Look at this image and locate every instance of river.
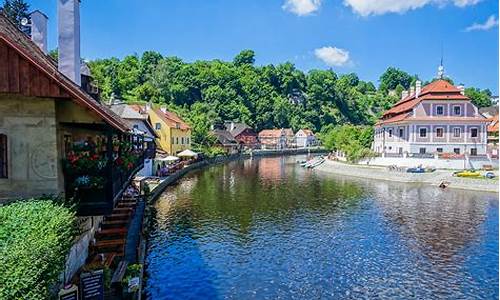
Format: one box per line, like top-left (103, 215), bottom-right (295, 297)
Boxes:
top-left (145, 156), bottom-right (498, 299)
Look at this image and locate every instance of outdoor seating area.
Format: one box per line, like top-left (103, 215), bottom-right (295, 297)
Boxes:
top-left (154, 150), bottom-right (199, 177)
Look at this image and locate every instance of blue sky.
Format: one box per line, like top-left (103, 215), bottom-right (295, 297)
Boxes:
top-left (29, 0), bottom-right (499, 93)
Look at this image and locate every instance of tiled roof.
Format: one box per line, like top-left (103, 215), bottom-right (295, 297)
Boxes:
top-left (224, 122), bottom-right (253, 137)
top-left (212, 129), bottom-right (238, 145)
top-left (0, 13), bottom-right (129, 132)
top-left (488, 114), bottom-right (499, 133)
top-left (283, 128), bottom-right (294, 136)
top-left (379, 79), bottom-right (472, 125)
top-left (259, 129), bottom-right (283, 138)
top-left (154, 108), bottom-right (190, 130)
top-left (303, 129), bottom-right (314, 136)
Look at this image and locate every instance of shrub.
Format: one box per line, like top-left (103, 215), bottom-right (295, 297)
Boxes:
top-left (0, 199), bottom-right (77, 299)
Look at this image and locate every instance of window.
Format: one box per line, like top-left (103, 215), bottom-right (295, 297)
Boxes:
top-left (436, 128), bottom-right (444, 138)
top-left (453, 127), bottom-right (461, 138)
top-left (388, 129), bottom-right (393, 137)
top-left (187, 138), bottom-right (190, 144)
top-left (171, 137), bottom-right (174, 144)
top-left (436, 148), bottom-right (443, 153)
top-left (155, 123), bottom-right (161, 130)
top-left (454, 148), bottom-right (460, 154)
top-left (419, 148), bottom-right (426, 154)
top-left (181, 137), bottom-right (184, 144)
top-left (471, 128), bottom-right (478, 138)
top-left (175, 123), bottom-right (180, 129)
top-left (470, 148), bottom-right (477, 156)
top-left (398, 147), bottom-right (403, 154)
top-left (453, 106), bottom-right (461, 115)
top-left (436, 105), bottom-right (444, 115)
top-left (176, 137), bottom-right (179, 144)
top-left (0, 134), bottom-right (7, 178)
top-left (388, 146), bottom-right (392, 150)
top-left (133, 124), bottom-right (139, 130)
top-left (399, 128), bottom-right (404, 138)
top-left (419, 128), bottom-right (427, 138)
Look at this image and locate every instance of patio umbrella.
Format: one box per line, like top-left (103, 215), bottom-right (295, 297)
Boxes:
top-left (177, 149), bottom-right (198, 157)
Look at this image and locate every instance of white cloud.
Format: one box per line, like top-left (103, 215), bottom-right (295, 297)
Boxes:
top-left (465, 15), bottom-right (499, 31)
top-left (343, 0), bottom-right (481, 16)
top-left (282, 0), bottom-right (322, 16)
top-left (314, 46), bottom-right (350, 66)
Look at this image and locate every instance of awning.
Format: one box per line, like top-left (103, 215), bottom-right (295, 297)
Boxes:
top-left (177, 149), bottom-right (198, 157)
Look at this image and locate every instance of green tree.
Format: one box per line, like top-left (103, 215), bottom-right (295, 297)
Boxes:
top-left (233, 49), bottom-right (255, 66)
top-left (465, 87), bottom-right (492, 108)
top-left (379, 67), bottom-right (414, 93)
top-left (2, 0), bottom-right (29, 27)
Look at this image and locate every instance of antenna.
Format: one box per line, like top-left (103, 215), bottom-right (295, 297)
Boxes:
top-left (437, 44), bottom-right (444, 79)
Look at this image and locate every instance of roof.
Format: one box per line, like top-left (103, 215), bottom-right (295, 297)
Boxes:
top-left (110, 104), bottom-right (146, 120)
top-left (259, 129), bottom-right (283, 138)
top-left (283, 128), bottom-right (294, 136)
top-left (224, 121), bottom-right (254, 137)
top-left (212, 129), bottom-right (238, 145)
top-left (479, 106), bottom-right (499, 118)
top-left (153, 108), bottom-right (190, 130)
top-left (0, 13), bottom-right (129, 132)
top-left (488, 114), bottom-right (499, 133)
top-left (297, 129), bottom-right (314, 136)
top-left (378, 79), bottom-right (475, 126)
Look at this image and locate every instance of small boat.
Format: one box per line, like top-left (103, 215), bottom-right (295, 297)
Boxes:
top-left (407, 167), bottom-right (425, 173)
top-left (307, 158), bottom-right (325, 169)
top-left (485, 172), bottom-right (495, 179)
top-left (454, 170), bottom-right (481, 178)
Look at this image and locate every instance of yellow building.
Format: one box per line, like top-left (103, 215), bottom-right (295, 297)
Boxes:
top-left (148, 107), bottom-right (192, 154)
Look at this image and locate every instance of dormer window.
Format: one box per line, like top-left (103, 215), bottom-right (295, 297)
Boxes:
top-left (453, 105), bottom-right (461, 116)
top-left (436, 105), bottom-right (444, 115)
top-left (176, 123), bottom-right (180, 129)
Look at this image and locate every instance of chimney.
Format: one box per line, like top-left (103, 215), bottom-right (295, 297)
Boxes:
top-left (457, 85), bottom-right (465, 95)
top-left (415, 80), bottom-right (422, 98)
top-left (30, 10), bottom-right (48, 53)
top-left (145, 101), bottom-right (152, 112)
top-left (58, 0), bottom-right (81, 85)
top-left (229, 122), bottom-right (235, 131)
top-left (401, 90), bottom-right (409, 100)
top-left (410, 86), bottom-right (415, 96)
top-left (160, 107), bottom-right (167, 114)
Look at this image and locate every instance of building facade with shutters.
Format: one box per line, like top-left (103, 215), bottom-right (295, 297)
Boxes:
top-left (373, 79), bottom-right (489, 157)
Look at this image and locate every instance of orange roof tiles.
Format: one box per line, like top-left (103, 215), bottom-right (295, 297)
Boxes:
top-left (488, 114), bottom-right (499, 133)
top-left (154, 108), bottom-right (190, 130)
top-left (259, 129), bottom-right (283, 138)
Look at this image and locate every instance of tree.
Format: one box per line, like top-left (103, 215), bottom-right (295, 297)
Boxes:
top-left (233, 49), bottom-right (255, 66)
top-left (2, 0), bottom-right (29, 27)
top-left (379, 67), bottom-right (414, 93)
top-left (465, 87), bottom-right (492, 108)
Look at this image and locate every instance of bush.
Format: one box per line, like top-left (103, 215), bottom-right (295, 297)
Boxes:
top-left (321, 124), bottom-right (374, 163)
top-left (0, 199), bottom-right (77, 299)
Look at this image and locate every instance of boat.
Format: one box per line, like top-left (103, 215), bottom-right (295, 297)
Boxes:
top-left (407, 167), bottom-right (425, 173)
top-left (453, 170), bottom-right (482, 178)
top-left (485, 172), bottom-right (495, 179)
top-left (307, 158), bottom-right (325, 169)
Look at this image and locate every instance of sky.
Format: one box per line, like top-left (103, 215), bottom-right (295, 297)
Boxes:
top-left (28, 0), bottom-right (499, 93)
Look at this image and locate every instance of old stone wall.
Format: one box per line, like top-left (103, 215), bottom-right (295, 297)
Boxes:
top-left (0, 95), bottom-right (61, 201)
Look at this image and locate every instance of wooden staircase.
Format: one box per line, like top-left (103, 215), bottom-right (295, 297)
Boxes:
top-left (88, 195), bottom-right (139, 268)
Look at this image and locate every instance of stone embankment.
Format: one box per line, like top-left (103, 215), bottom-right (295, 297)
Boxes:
top-left (314, 159), bottom-right (499, 193)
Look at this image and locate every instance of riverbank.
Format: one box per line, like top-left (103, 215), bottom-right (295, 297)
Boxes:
top-left (314, 159), bottom-right (499, 193)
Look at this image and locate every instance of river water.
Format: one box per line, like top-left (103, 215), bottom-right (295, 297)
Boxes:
top-left (145, 156), bottom-right (498, 299)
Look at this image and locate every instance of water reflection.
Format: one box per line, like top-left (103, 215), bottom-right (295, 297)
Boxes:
top-left (146, 156), bottom-right (498, 300)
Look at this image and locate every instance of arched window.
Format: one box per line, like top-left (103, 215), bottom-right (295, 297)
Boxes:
top-left (0, 134), bottom-right (7, 178)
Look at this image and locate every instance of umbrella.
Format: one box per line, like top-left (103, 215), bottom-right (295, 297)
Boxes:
top-left (156, 155), bottom-right (180, 162)
top-left (177, 149), bottom-right (198, 157)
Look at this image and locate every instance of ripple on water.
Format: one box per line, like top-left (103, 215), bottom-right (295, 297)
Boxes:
top-left (145, 156), bottom-right (498, 300)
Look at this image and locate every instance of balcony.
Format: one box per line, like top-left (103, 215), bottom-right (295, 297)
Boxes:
top-left (63, 135), bottom-right (145, 216)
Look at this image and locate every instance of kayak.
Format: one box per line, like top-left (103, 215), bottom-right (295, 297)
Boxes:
top-left (454, 170), bottom-right (481, 178)
top-left (407, 167), bottom-right (425, 173)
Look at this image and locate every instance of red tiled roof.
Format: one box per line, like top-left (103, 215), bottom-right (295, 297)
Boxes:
top-left (259, 129), bottom-right (283, 138)
top-left (302, 129), bottom-right (314, 136)
top-left (154, 108), bottom-right (190, 130)
top-left (379, 79), bottom-right (472, 125)
top-left (0, 13), bottom-right (129, 132)
top-left (488, 114), bottom-right (499, 132)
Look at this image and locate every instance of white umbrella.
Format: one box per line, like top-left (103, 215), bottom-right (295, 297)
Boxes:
top-left (157, 155), bottom-right (180, 162)
top-left (177, 149), bottom-right (198, 157)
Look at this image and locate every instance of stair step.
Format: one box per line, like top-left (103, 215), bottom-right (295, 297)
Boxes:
top-left (102, 220), bottom-right (129, 227)
top-left (113, 207), bottom-right (133, 213)
top-left (94, 239), bottom-right (125, 248)
top-left (95, 228), bottom-right (128, 239)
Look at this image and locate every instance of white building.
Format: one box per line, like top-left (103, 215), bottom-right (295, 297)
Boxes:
top-left (295, 129), bottom-right (318, 148)
top-left (373, 78), bottom-right (489, 157)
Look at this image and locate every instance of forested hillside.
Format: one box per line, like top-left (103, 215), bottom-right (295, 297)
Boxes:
top-left (86, 50), bottom-right (493, 143)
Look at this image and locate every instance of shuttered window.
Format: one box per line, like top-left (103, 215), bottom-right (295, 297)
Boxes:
top-left (0, 134), bottom-right (7, 178)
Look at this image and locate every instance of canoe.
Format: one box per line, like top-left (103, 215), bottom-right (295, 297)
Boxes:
top-left (454, 170), bottom-right (481, 178)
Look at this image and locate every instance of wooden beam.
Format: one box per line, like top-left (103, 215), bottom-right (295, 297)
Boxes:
top-left (0, 41), bottom-right (8, 92)
top-left (7, 48), bottom-right (19, 93)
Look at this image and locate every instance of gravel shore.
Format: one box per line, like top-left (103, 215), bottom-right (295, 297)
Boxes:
top-left (314, 159), bottom-right (499, 194)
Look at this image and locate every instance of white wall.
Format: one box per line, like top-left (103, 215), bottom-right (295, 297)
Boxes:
top-left (361, 156), bottom-right (498, 170)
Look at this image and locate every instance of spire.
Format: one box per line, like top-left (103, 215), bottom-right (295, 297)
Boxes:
top-left (437, 47), bottom-right (444, 79)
